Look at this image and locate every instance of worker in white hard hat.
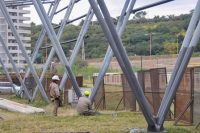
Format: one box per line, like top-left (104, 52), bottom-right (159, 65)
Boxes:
top-left (49, 75), bottom-right (61, 116)
top-left (76, 90), bottom-right (99, 116)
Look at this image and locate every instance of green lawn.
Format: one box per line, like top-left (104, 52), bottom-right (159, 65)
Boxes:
top-left (0, 96), bottom-right (199, 133)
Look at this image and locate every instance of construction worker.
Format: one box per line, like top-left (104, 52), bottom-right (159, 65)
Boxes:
top-left (49, 75), bottom-right (61, 116)
top-left (76, 90), bottom-right (97, 116)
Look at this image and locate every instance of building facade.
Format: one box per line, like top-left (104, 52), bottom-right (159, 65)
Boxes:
top-left (0, 5), bottom-right (31, 69)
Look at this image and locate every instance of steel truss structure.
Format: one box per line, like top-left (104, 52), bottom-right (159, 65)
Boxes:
top-left (0, 0), bottom-right (199, 132)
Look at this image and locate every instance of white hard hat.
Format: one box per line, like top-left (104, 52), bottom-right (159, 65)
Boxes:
top-left (52, 75), bottom-right (60, 81)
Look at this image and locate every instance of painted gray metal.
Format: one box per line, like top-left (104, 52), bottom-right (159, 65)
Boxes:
top-left (54, 0), bottom-right (80, 14)
top-left (32, 0), bottom-right (82, 98)
top-left (1, 0), bottom-right (199, 131)
top-left (157, 0), bottom-right (200, 128)
top-left (90, 0), bottom-right (136, 102)
top-left (0, 58), bottom-right (17, 94)
top-left (0, 34), bottom-right (31, 100)
top-left (0, 1), bottom-right (49, 102)
top-left (157, 4), bottom-right (200, 129)
top-left (132, 0), bottom-right (174, 13)
top-left (159, 0), bottom-right (200, 104)
top-left (31, 0), bottom-right (79, 100)
top-left (24, 0), bottom-right (60, 100)
top-left (88, 0), bottom-right (156, 130)
top-left (5, 0), bottom-right (56, 7)
top-left (59, 8), bottom-right (94, 91)
top-left (23, 0), bottom-right (60, 90)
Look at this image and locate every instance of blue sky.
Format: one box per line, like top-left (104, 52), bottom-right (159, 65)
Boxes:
top-left (29, 0), bottom-right (198, 25)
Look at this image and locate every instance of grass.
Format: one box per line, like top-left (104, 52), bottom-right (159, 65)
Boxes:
top-left (0, 96), bottom-right (200, 133)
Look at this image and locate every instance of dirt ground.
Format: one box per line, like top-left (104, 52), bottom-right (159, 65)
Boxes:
top-left (87, 55), bottom-right (200, 72)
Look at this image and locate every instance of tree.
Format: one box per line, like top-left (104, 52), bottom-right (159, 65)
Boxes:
top-left (153, 16), bottom-right (160, 23)
top-left (79, 19), bottom-right (84, 26)
top-left (133, 11), bottom-right (147, 23)
top-left (164, 42), bottom-right (178, 54)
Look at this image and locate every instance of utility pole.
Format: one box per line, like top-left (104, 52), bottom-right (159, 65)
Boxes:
top-left (82, 40), bottom-right (85, 61)
top-left (176, 34), bottom-right (179, 55)
top-left (149, 32), bottom-right (152, 56)
top-left (45, 35), bottom-right (48, 60)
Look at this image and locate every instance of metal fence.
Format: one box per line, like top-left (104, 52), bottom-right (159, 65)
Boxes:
top-left (93, 68), bottom-right (170, 113)
top-left (193, 67), bottom-right (200, 126)
top-left (0, 73), bottom-right (83, 104)
top-left (174, 67), bottom-right (200, 125)
top-left (137, 68), bottom-right (171, 117)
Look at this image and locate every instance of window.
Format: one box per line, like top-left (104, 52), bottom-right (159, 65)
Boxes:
top-left (8, 32), bottom-right (14, 36)
top-left (11, 53), bottom-right (17, 57)
top-left (8, 46), bottom-right (17, 50)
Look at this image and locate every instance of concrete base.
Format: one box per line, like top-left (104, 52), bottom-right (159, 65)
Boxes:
top-left (0, 98), bottom-right (44, 114)
top-left (130, 128), bottom-right (146, 133)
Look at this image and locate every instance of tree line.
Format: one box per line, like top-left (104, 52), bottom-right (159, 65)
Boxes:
top-left (31, 10), bottom-right (199, 63)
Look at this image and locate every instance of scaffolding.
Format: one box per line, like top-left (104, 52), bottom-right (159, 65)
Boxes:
top-left (0, 0), bottom-right (200, 132)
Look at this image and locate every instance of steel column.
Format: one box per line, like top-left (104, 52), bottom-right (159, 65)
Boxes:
top-left (0, 58), bottom-right (17, 94)
top-left (88, 0), bottom-right (156, 130)
top-left (23, 0), bottom-right (60, 88)
top-left (90, 0), bottom-right (136, 102)
top-left (0, 34), bottom-right (31, 100)
top-left (59, 8), bottom-right (94, 91)
top-left (0, 1), bottom-right (49, 102)
top-left (157, 5), bottom-right (200, 128)
top-left (32, 0), bottom-right (81, 100)
top-left (158, 0), bottom-right (200, 109)
top-left (157, 0), bottom-right (200, 128)
top-left (33, 0), bottom-right (82, 98)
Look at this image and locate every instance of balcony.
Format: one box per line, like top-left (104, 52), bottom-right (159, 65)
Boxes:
top-left (18, 23), bottom-right (31, 27)
top-left (8, 29), bottom-right (31, 34)
top-left (9, 49), bottom-right (19, 53)
top-left (21, 36), bottom-right (31, 41)
top-left (24, 43), bottom-right (31, 47)
top-left (19, 10), bottom-right (31, 14)
top-left (7, 43), bottom-right (18, 46)
top-left (18, 16), bottom-right (30, 21)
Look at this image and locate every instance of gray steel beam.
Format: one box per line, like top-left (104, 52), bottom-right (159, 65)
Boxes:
top-left (90, 0), bottom-right (135, 102)
top-left (156, 14), bottom-right (200, 128)
top-left (132, 0), bottom-right (174, 13)
top-left (59, 8), bottom-right (94, 91)
top-left (0, 58), bottom-right (17, 94)
top-left (157, 0), bottom-right (200, 128)
top-left (23, 0), bottom-right (60, 97)
top-left (160, 0), bottom-right (200, 102)
top-left (54, 14), bottom-right (88, 30)
top-left (96, 0), bottom-right (157, 130)
top-left (0, 34), bottom-right (31, 100)
top-left (66, 14), bottom-right (87, 24)
top-left (32, 0), bottom-right (82, 98)
top-left (88, 0), bottom-right (156, 130)
top-left (54, 0), bottom-right (80, 14)
top-left (31, 0), bottom-right (77, 100)
top-left (5, 0), bottom-right (56, 7)
top-left (0, 1), bottom-right (49, 102)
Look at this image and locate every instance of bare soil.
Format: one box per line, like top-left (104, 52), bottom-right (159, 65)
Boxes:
top-left (87, 55), bottom-right (200, 72)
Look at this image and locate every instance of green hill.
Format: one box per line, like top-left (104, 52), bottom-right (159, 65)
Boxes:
top-left (31, 11), bottom-right (198, 63)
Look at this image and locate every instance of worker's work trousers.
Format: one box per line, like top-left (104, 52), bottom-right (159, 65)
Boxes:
top-left (53, 99), bottom-right (60, 116)
top-left (80, 110), bottom-right (97, 116)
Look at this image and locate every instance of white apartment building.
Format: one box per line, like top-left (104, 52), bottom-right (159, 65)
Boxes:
top-left (0, 5), bottom-right (31, 69)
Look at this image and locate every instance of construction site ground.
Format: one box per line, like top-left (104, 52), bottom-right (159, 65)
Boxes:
top-left (87, 55), bottom-right (200, 72)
